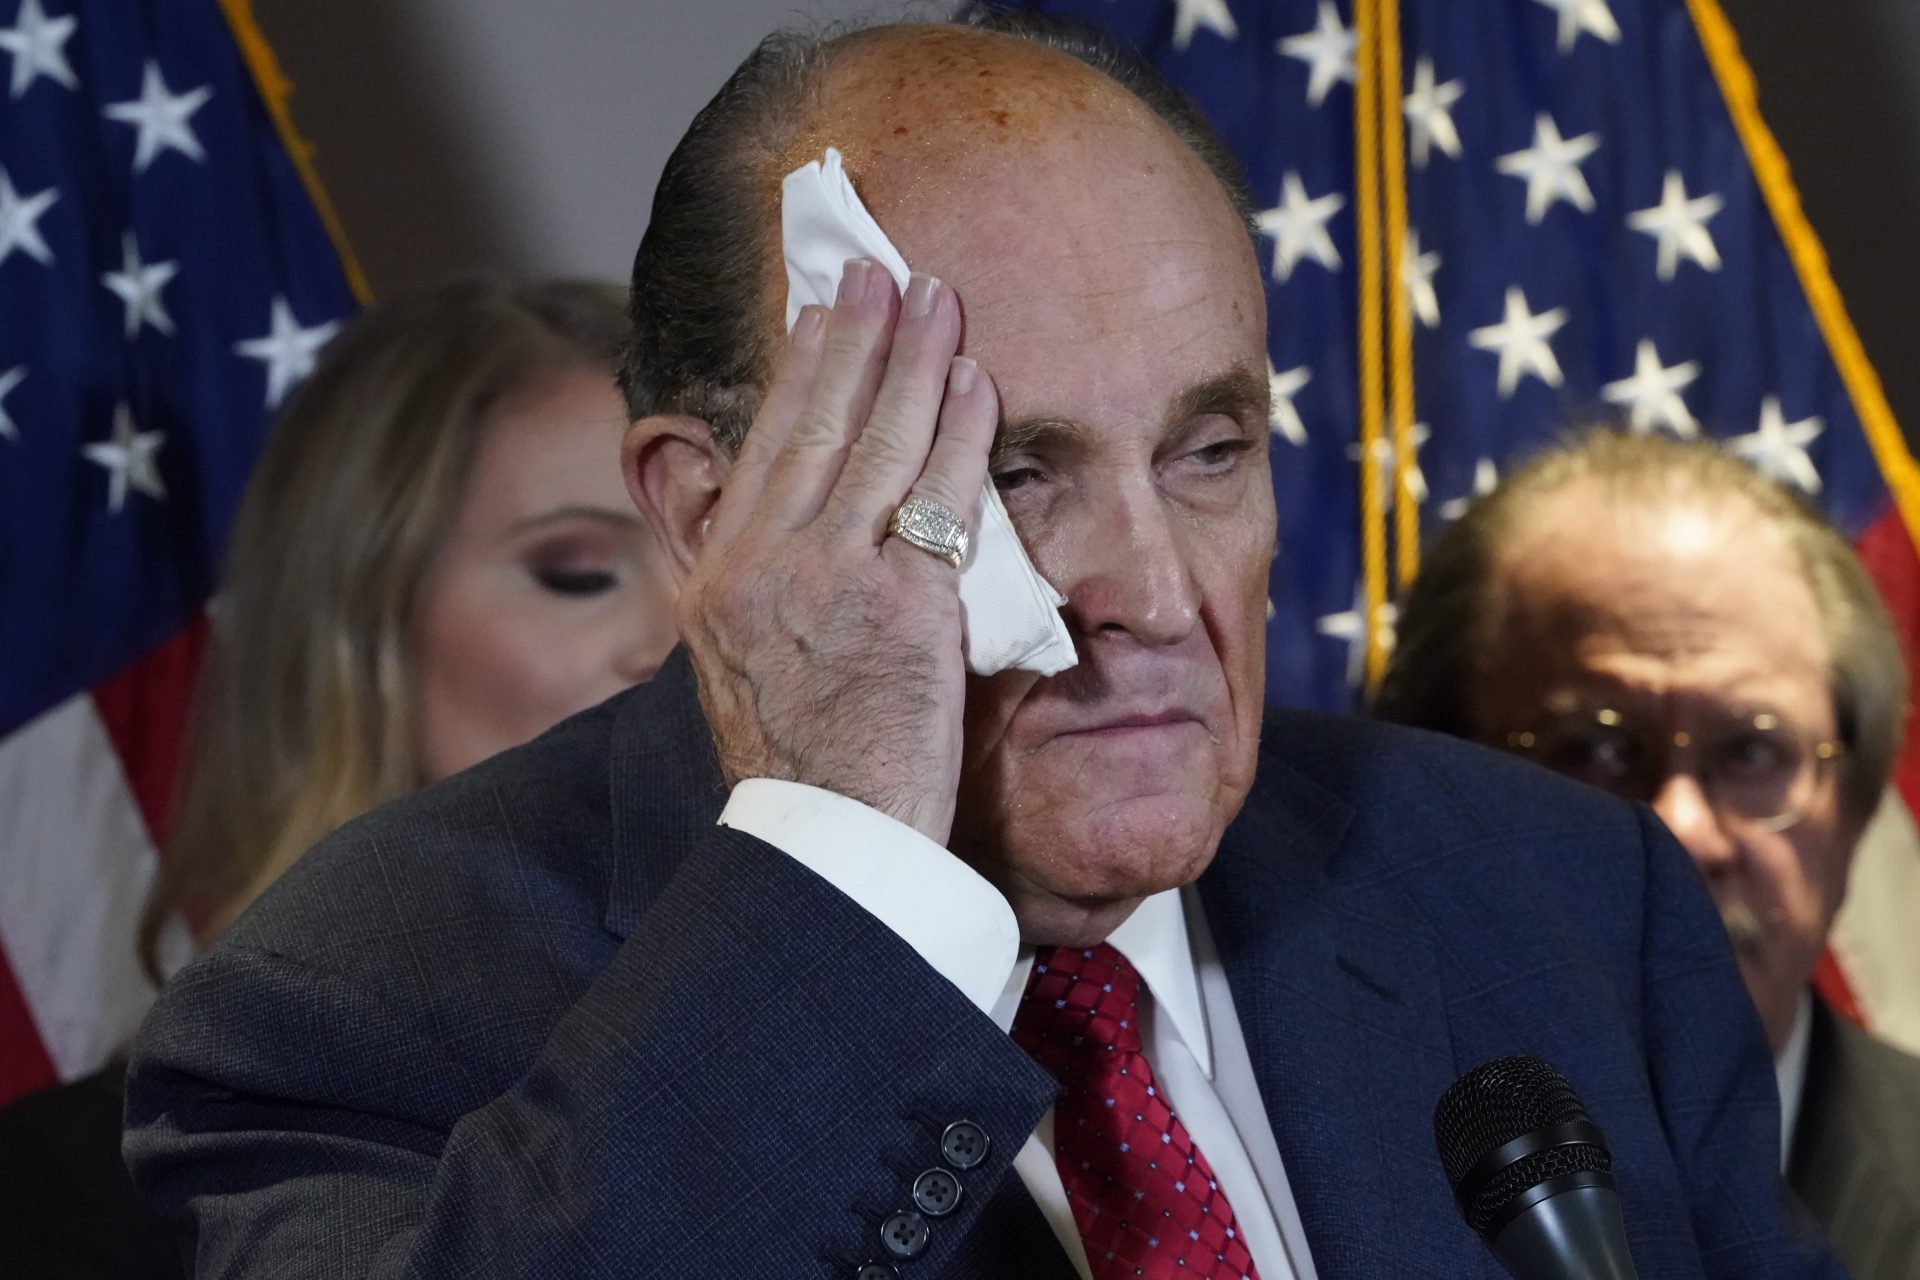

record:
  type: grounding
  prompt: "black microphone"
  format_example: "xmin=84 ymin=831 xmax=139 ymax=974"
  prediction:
xmin=1432 ymin=1054 xmax=1639 ymax=1280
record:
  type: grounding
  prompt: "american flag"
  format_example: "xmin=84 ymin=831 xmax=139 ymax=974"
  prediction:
xmin=1015 ymin=0 xmax=1920 ymax=1034
xmin=0 ymin=0 xmax=358 ymax=1103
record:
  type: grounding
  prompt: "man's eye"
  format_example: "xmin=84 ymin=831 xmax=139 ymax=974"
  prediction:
xmin=1544 ymin=733 xmax=1637 ymax=782
xmin=1716 ymin=732 xmax=1797 ymax=779
xmin=1187 ymin=438 xmax=1253 ymax=469
xmin=993 ymin=466 xmax=1043 ymax=492
xmin=536 ymin=569 xmax=618 ymax=596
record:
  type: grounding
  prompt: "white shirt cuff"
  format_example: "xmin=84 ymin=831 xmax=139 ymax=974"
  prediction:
xmin=718 ymin=778 xmax=1020 ymax=1014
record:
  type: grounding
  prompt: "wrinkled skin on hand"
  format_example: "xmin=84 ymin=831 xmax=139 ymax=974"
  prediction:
xmin=671 ymin=262 xmax=996 ymax=843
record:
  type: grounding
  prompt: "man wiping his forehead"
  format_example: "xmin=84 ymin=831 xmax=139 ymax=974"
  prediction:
xmin=126 ymin=11 xmax=1844 ymax=1278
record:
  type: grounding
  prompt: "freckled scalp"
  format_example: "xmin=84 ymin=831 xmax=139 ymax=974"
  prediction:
xmin=773 ymin=25 xmax=1195 ymax=231
xmin=782 ymin=27 xmax=1135 ymax=174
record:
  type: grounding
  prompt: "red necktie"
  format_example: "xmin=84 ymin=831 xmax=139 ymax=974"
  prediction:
xmin=1010 ymin=943 xmax=1262 ymax=1280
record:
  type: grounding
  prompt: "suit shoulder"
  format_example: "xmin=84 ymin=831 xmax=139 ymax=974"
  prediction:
xmin=1821 ymin=1013 xmax=1920 ymax=1182
xmin=1252 ymin=707 xmax=1643 ymax=850
xmin=219 ymin=688 xmax=633 ymax=962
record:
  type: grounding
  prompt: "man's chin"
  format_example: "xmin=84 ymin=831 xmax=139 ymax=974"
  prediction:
xmin=988 ymin=799 xmax=1221 ymax=943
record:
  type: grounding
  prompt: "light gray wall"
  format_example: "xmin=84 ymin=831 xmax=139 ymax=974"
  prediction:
xmin=254 ymin=0 xmax=920 ymax=292
xmin=255 ymin=1 xmax=1920 ymax=438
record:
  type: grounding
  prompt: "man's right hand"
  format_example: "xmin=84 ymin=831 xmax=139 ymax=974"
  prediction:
xmin=676 ymin=259 xmax=998 ymax=845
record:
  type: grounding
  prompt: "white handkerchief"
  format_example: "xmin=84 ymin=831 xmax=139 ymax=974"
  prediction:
xmin=781 ymin=148 xmax=1078 ymax=678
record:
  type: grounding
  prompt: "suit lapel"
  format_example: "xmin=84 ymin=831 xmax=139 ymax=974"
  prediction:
xmin=1199 ymin=753 xmax=1488 ymax=1279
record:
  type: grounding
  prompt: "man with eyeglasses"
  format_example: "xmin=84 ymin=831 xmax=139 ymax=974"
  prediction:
xmin=1377 ymin=428 xmax=1920 ymax=1278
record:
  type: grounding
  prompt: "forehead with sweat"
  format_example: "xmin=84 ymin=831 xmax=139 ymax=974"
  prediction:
xmin=751 ymin=27 xmax=1231 ymax=328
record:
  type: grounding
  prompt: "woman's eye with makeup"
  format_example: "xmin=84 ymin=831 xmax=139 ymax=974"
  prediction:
xmin=534 ymin=567 xmax=618 ymax=596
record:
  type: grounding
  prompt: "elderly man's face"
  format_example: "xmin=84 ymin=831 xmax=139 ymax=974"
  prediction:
xmin=820 ymin=35 xmax=1274 ymax=940
xmin=1470 ymin=486 xmax=1860 ymax=1051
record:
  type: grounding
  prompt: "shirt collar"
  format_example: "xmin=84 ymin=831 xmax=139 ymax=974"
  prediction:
xmin=1773 ymin=988 xmax=1814 ymax=1174
xmin=1109 ymin=888 xmax=1212 ymax=1077
xmin=988 ymin=888 xmax=1213 ymax=1079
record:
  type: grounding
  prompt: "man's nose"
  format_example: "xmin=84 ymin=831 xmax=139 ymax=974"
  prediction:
xmin=1650 ymin=772 xmax=1738 ymax=876
xmin=1058 ymin=484 xmax=1200 ymax=646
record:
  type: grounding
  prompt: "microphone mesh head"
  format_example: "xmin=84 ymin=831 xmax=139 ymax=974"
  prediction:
xmin=1433 ymin=1054 xmax=1612 ymax=1236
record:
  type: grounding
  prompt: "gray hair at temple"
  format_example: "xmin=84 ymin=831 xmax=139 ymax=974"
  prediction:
xmin=1373 ymin=429 xmax=1908 ymax=823
xmin=618 ymin=3 xmax=1255 ymax=455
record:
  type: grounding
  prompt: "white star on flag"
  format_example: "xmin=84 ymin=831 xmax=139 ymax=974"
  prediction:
xmin=1727 ymin=397 xmax=1824 ymax=493
xmin=1602 ymin=339 xmax=1700 ymax=437
xmin=1348 ymin=423 xmax=1431 ymax=509
xmin=1277 ymin=1 xmax=1355 ymax=108
xmin=1496 ymin=114 xmax=1600 ymax=224
xmin=0 ymin=364 xmax=23 ymax=443
xmin=1403 ymin=58 xmax=1464 ymax=169
xmin=1626 ymin=171 xmax=1724 ymax=282
xmin=1267 ymin=363 xmax=1311 ymax=446
xmin=101 ymin=232 xmax=179 ymax=338
xmin=1318 ymin=586 xmax=1398 ymax=689
xmin=1172 ymin=0 xmax=1237 ymax=52
xmin=235 ymin=296 xmax=340 ymax=408
xmin=1531 ymin=0 xmax=1621 ymax=54
xmin=103 ymin=61 xmax=213 ymax=173
xmin=1402 ymin=229 xmax=1441 ymax=329
xmin=1469 ymin=287 xmax=1567 ymax=398
xmin=0 ymin=0 xmax=77 ymax=99
xmin=0 ymin=165 xmax=57 ymax=267
xmin=83 ymin=402 xmax=168 ymax=513
xmin=1256 ymin=172 xmax=1344 ymax=282
xmin=1440 ymin=458 xmax=1500 ymax=520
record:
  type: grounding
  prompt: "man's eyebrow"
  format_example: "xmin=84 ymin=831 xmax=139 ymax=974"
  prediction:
xmin=987 ymin=364 xmax=1270 ymax=469
xmin=1165 ymin=363 xmax=1270 ymax=433
xmin=989 ymin=416 xmax=1094 ymax=470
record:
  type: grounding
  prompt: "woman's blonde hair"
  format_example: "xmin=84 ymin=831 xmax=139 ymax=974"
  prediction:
xmin=141 ymin=277 xmax=631 ymax=978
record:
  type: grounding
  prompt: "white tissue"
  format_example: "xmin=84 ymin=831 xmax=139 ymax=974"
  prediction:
xmin=781 ymin=148 xmax=1078 ymax=678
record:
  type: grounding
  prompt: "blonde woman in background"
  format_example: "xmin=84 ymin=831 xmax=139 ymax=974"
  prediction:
xmin=154 ymin=275 xmax=677 ymax=955
xmin=1 ymin=277 xmax=677 ymax=1280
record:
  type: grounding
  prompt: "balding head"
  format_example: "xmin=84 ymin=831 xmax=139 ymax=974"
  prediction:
xmin=623 ymin=9 xmax=1254 ymax=452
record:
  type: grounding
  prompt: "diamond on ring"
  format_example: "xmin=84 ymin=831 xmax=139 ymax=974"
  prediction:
xmin=887 ymin=495 xmax=970 ymax=568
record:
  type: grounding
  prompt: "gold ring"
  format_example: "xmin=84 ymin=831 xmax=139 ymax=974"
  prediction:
xmin=887 ymin=495 xmax=969 ymax=568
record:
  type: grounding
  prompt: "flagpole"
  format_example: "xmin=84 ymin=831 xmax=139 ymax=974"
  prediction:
xmin=1353 ymin=0 xmax=1390 ymax=691
xmin=1379 ymin=0 xmax=1417 ymax=594
xmin=216 ymin=0 xmax=373 ymax=304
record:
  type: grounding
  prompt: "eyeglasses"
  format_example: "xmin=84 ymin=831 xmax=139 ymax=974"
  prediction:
xmin=1498 ymin=706 xmax=1842 ymax=831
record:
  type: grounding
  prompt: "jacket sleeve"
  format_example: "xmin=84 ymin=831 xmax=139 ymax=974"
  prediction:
xmin=124 ymin=826 xmax=1058 ymax=1278
xmin=1631 ymin=805 xmax=1849 ymax=1280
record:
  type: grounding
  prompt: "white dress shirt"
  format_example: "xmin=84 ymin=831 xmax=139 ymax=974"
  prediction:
xmin=1773 ymin=990 xmax=1814 ymax=1174
xmin=721 ymin=779 xmax=1318 ymax=1280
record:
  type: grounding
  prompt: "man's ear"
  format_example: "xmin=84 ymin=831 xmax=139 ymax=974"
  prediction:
xmin=623 ymin=415 xmax=726 ymax=583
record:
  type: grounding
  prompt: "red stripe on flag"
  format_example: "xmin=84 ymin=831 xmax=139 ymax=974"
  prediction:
xmin=1811 ymin=949 xmax=1865 ymax=1028
xmin=1855 ymin=511 xmax=1920 ymax=810
xmin=0 ymin=940 xmax=58 ymax=1102
xmin=1835 ymin=507 xmax=1920 ymax=1033
xmin=88 ymin=615 xmax=208 ymax=848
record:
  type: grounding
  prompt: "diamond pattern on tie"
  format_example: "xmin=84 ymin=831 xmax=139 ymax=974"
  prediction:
xmin=1011 ymin=944 xmax=1260 ymax=1280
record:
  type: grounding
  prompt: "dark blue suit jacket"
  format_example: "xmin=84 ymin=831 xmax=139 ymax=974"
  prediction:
xmin=125 ymin=652 xmax=1843 ymax=1277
